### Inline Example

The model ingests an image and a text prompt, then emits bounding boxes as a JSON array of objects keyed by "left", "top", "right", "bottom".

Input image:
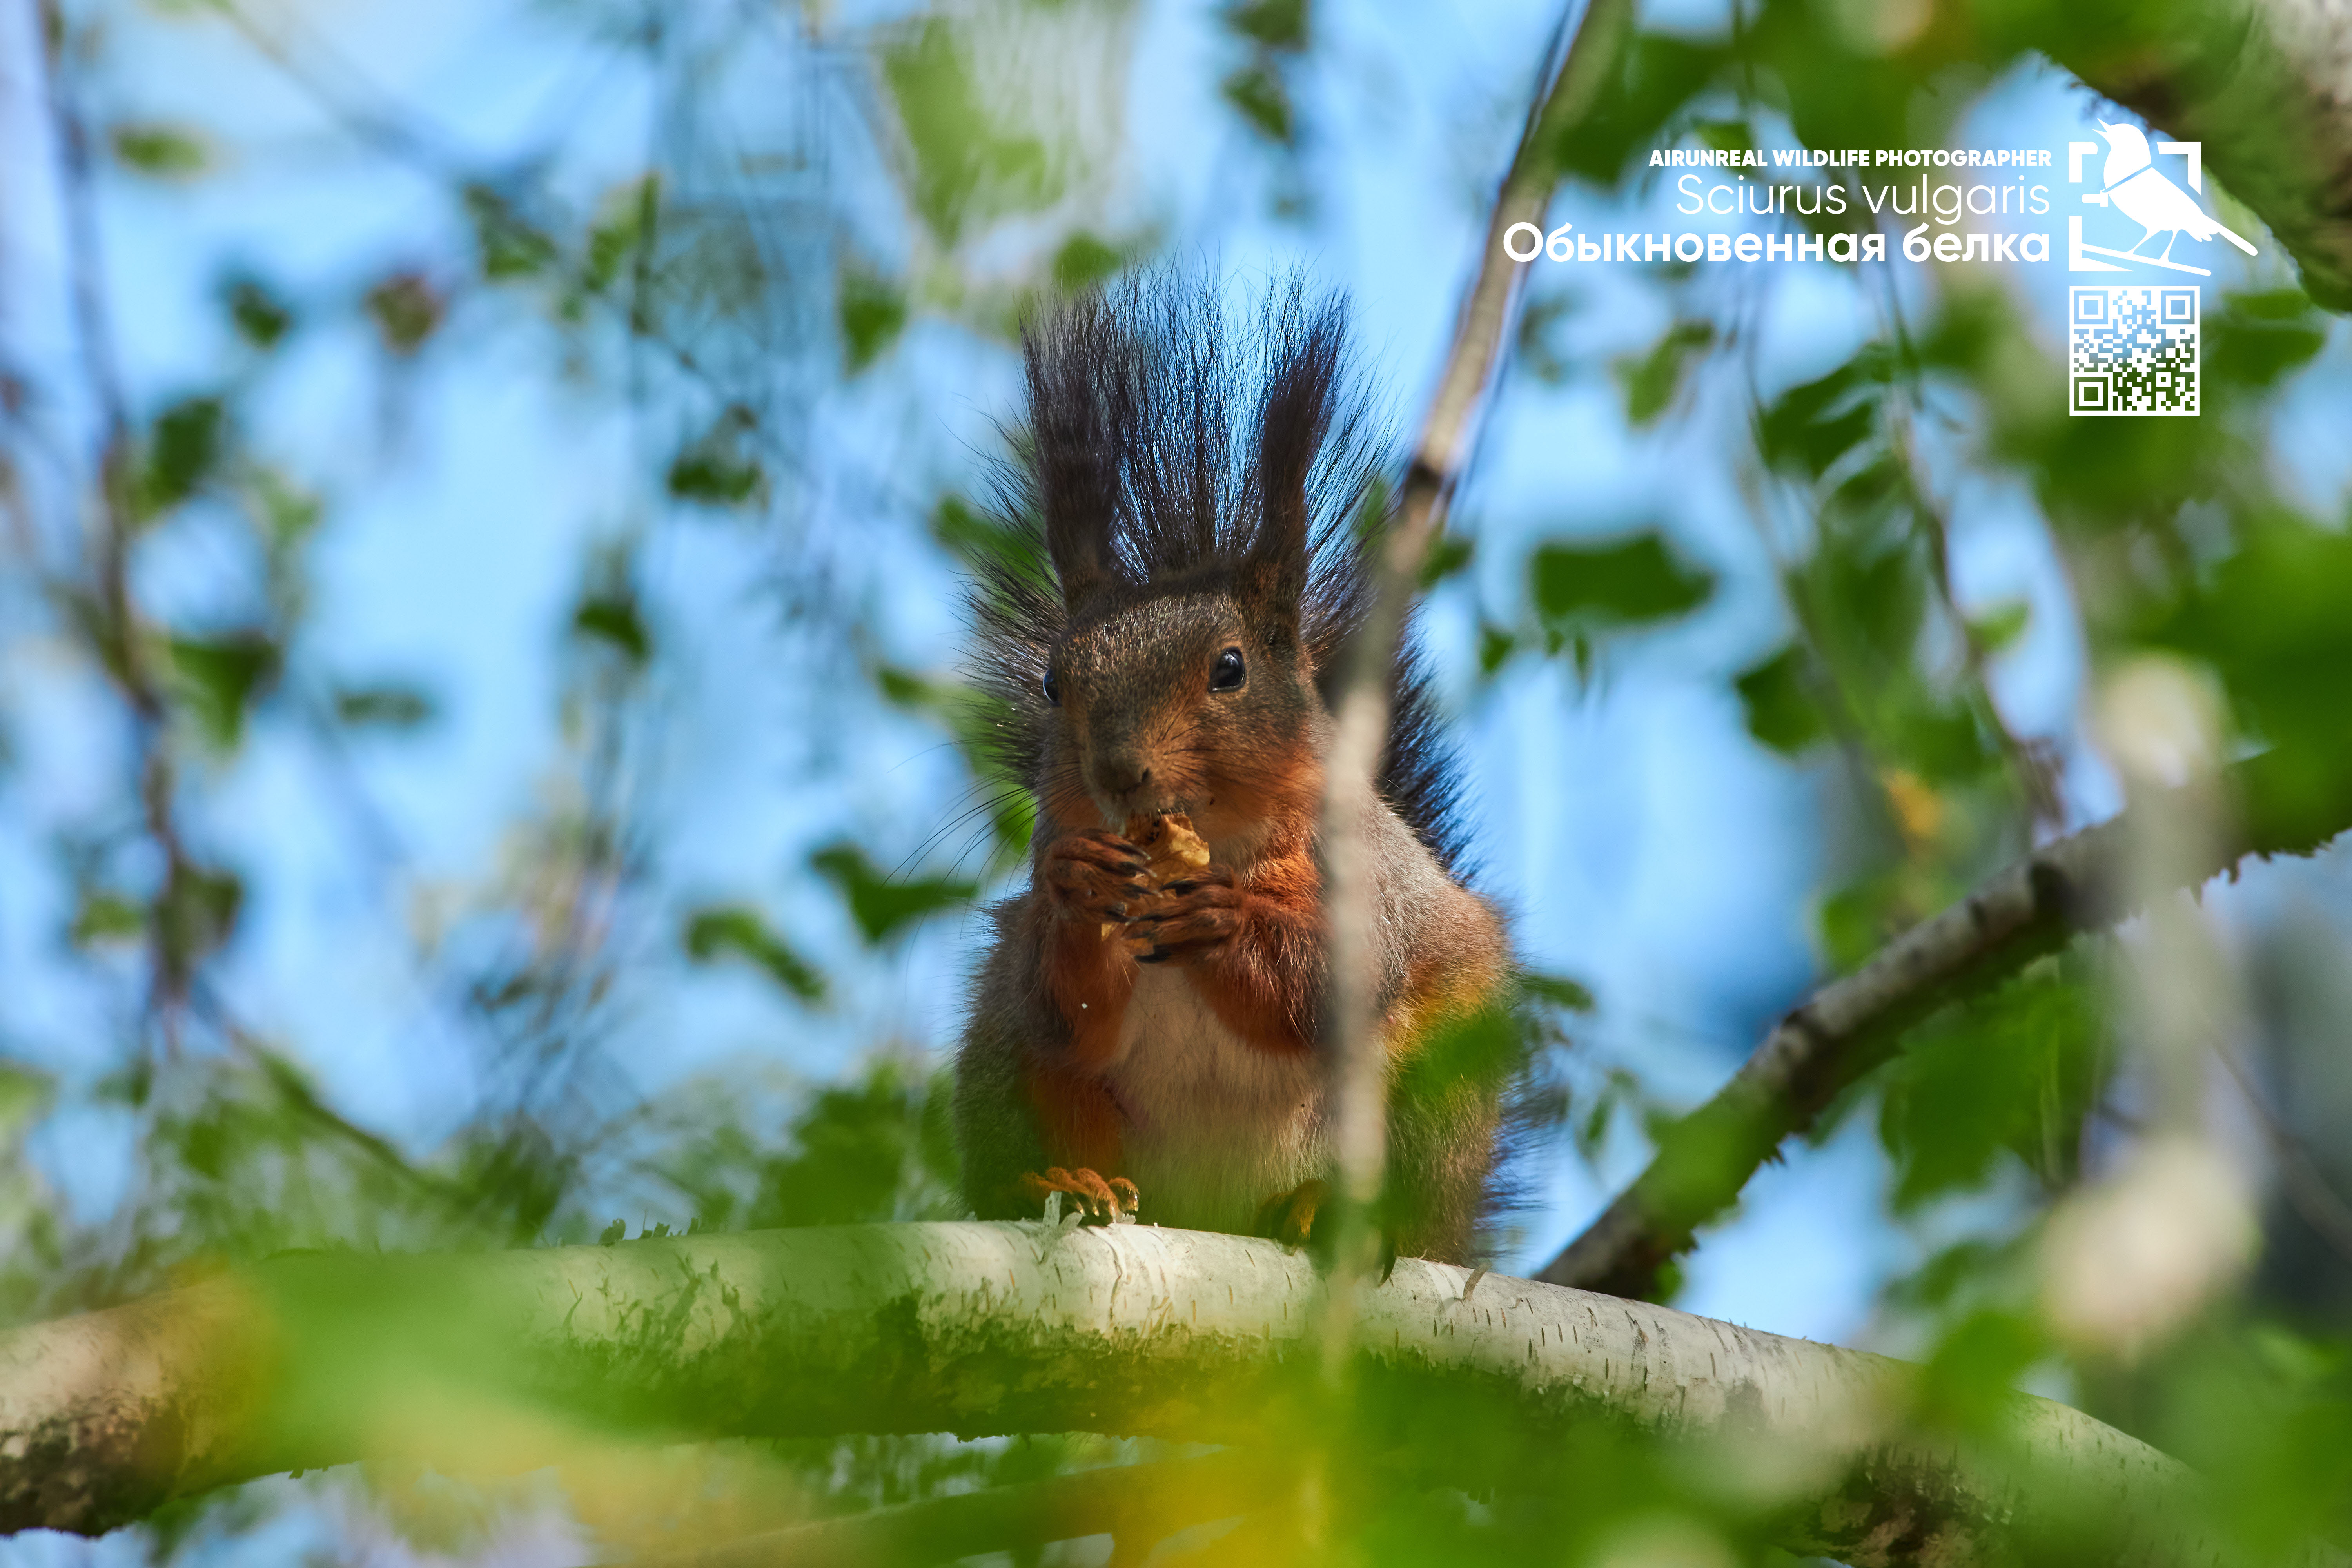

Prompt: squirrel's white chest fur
[{"left": 1099, "top": 966, "right": 1328, "bottom": 1235}]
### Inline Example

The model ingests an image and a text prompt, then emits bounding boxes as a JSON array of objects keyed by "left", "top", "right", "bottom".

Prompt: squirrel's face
[{"left": 1038, "top": 587, "right": 1321, "bottom": 847}]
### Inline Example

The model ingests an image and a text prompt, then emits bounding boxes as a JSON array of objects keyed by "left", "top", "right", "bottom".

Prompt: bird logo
[{"left": 2072, "top": 122, "right": 2256, "bottom": 274}]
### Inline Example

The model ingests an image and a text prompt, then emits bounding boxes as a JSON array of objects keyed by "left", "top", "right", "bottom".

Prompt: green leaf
[
  {"left": 1966, "top": 599, "right": 2031, "bottom": 656},
  {"left": 1878, "top": 964, "right": 2106, "bottom": 1208},
  {"left": 1477, "top": 623, "right": 1516, "bottom": 675},
  {"left": 71, "top": 891, "right": 146, "bottom": 947},
  {"left": 840, "top": 269, "right": 909, "bottom": 374},
  {"left": 221, "top": 276, "right": 293, "bottom": 351},
  {"left": 136, "top": 395, "right": 227, "bottom": 518},
  {"left": 1758, "top": 352, "right": 1887, "bottom": 478},
  {"left": 1050, "top": 232, "right": 1124, "bottom": 293},
  {"left": 933, "top": 495, "right": 1049, "bottom": 589},
  {"left": 1914, "top": 1310, "right": 2049, "bottom": 1436},
  {"left": 1529, "top": 530, "right": 1714, "bottom": 632},
  {"left": 583, "top": 174, "right": 659, "bottom": 294},
  {"left": 683, "top": 904, "right": 826, "bottom": 1002},
  {"left": 110, "top": 123, "right": 209, "bottom": 178},
  {"left": 2141, "top": 511, "right": 2352, "bottom": 832},
  {"left": 156, "top": 863, "right": 243, "bottom": 970},
  {"left": 1614, "top": 321, "right": 1713, "bottom": 426},
  {"left": 1223, "top": 0, "right": 1308, "bottom": 50},
  {"left": 1520, "top": 972, "right": 1596, "bottom": 1011},
  {"left": 245, "top": 468, "right": 316, "bottom": 539},
  {"left": 1896, "top": 701, "right": 1993, "bottom": 785},
  {"left": 463, "top": 184, "right": 560, "bottom": 280},
  {"left": 1417, "top": 531, "right": 1474, "bottom": 589},
  {"left": 573, "top": 594, "right": 650, "bottom": 664},
  {"left": 1690, "top": 118, "right": 1755, "bottom": 156},
  {"left": 666, "top": 406, "right": 766, "bottom": 508},
  {"left": 1221, "top": 60, "right": 1293, "bottom": 142},
  {"left": 0, "top": 1063, "right": 46, "bottom": 1140},
  {"left": 364, "top": 272, "right": 444, "bottom": 354},
  {"left": 2207, "top": 289, "right": 2326, "bottom": 389},
  {"left": 1733, "top": 644, "right": 1827, "bottom": 754},
  {"left": 331, "top": 685, "right": 436, "bottom": 730},
  {"left": 1553, "top": 35, "right": 1728, "bottom": 185},
  {"left": 747, "top": 1062, "right": 943, "bottom": 1228},
  {"left": 882, "top": 18, "right": 1056, "bottom": 246},
  {"left": 167, "top": 632, "right": 280, "bottom": 750},
  {"left": 809, "top": 844, "right": 977, "bottom": 946}
]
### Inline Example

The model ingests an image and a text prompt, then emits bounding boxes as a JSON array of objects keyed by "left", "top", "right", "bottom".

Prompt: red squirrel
[{"left": 951, "top": 277, "right": 1512, "bottom": 1265}]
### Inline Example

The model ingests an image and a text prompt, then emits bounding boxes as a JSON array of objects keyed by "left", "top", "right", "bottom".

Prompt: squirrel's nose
[{"left": 1095, "top": 758, "right": 1152, "bottom": 799}]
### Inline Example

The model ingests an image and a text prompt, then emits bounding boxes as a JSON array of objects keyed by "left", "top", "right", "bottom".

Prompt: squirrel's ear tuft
[
  {"left": 1044, "top": 498, "right": 1111, "bottom": 614},
  {"left": 1023, "top": 301, "right": 1124, "bottom": 614},
  {"left": 1239, "top": 302, "right": 1342, "bottom": 639}
]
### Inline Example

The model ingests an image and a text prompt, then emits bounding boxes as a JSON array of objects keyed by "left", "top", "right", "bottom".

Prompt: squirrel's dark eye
[
  {"left": 1209, "top": 647, "right": 1245, "bottom": 693},
  {"left": 1042, "top": 668, "right": 1061, "bottom": 706}
]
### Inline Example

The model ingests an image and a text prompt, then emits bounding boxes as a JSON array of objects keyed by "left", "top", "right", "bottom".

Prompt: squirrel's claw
[
  {"left": 1123, "top": 864, "right": 1242, "bottom": 963},
  {"left": 1021, "top": 1166, "right": 1140, "bottom": 1224},
  {"left": 1042, "top": 831, "right": 1152, "bottom": 922}
]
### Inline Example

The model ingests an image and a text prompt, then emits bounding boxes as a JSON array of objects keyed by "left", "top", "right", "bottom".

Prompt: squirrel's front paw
[
  {"left": 1042, "top": 830, "right": 1152, "bottom": 924},
  {"left": 1125, "top": 865, "right": 1242, "bottom": 964}
]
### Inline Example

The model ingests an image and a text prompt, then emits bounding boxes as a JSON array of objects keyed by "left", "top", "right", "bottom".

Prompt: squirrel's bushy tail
[{"left": 969, "top": 269, "right": 1471, "bottom": 875}]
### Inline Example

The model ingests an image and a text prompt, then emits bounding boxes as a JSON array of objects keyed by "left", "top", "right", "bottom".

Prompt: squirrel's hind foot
[
  {"left": 1254, "top": 1178, "right": 1328, "bottom": 1249},
  {"left": 1254, "top": 1180, "right": 1401, "bottom": 1279},
  {"left": 1020, "top": 1166, "right": 1139, "bottom": 1224}
]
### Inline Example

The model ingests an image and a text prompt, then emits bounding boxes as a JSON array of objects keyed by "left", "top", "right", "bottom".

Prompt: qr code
[{"left": 2069, "top": 286, "right": 2199, "bottom": 416}]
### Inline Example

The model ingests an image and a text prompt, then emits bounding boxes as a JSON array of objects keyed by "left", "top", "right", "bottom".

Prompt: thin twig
[
  {"left": 1316, "top": 0, "right": 1636, "bottom": 1368},
  {"left": 1882, "top": 387, "right": 2062, "bottom": 828},
  {"left": 1536, "top": 750, "right": 2352, "bottom": 1299},
  {"left": 35, "top": 0, "right": 209, "bottom": 1042}
]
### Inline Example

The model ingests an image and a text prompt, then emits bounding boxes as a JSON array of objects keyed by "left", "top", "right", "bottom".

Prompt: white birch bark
[{"left": 0, "top": 1222, "right": 2287, "bottom": 1566}]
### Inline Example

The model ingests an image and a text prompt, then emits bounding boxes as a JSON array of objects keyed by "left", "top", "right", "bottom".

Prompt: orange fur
[
  {"left": 1026, "top": 1061, "right": 1125, "bottom": 1176},
  {"left": 1041, "top": 915, "right": 1136, "bottom": 1068},
  {"left": 1182, "top": 838, "right": 1323, "bottom": 1056}
]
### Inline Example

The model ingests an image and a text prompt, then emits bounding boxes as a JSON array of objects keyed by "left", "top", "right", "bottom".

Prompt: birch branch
[
  {"left": 1318, "top": 0, "right": 1635, "bottom": 1359},
  {"left": 0, "top": 1221, "right": 2270, "bottom": 1566},
  {"left": 2044, "top": 0, "right": 2352, "bottom": 311},
  {"left": 1537, "top": 748, "right": 2352, "bottom": 1300}
]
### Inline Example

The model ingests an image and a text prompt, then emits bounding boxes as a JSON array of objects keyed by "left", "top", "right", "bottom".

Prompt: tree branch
[
  {"left": 0, "top": 1221, "right": 2274, "bottom": 1565},
  {"left": 2042, "top": 0, "right": 2352, "bottom": 310},
  {"left": 1537, "top": 748, "right": 2352, "bottom": 1300}
]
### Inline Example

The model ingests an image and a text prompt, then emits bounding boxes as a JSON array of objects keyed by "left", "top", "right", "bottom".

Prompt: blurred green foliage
[
  {"left": 683, "top": 904, "right": 826, "bottom": 1003},
  {"left": 810, "top": 843, "right": 978, "bottom": 946},
  {"left": 883, "top": 16, "right": 1058, "bottom": 246},
  {"left": 1529, "top": 529, "right": 1714, "bottom": 633}
]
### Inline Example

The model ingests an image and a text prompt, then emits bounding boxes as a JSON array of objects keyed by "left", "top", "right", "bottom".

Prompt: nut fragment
[
  {"left": 1126, "top": 812, "right": 1211, "bottom": 877},
  {"left": 1097, "top": 813, "right": 1210, "bottom": 940}
]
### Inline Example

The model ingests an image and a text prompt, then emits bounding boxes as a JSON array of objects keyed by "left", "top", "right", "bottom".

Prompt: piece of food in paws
[
  {"left": 1127, "top": 812, "right": 1210, "bottom": 876},
  {"left": 1095, "top": 813, "right": 1212, "bottom": 941}
]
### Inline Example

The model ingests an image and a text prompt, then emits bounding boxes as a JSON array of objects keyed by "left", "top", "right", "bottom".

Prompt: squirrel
[{"left": 951, "top": 276, "right": 1514, "bottom": 1266}]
